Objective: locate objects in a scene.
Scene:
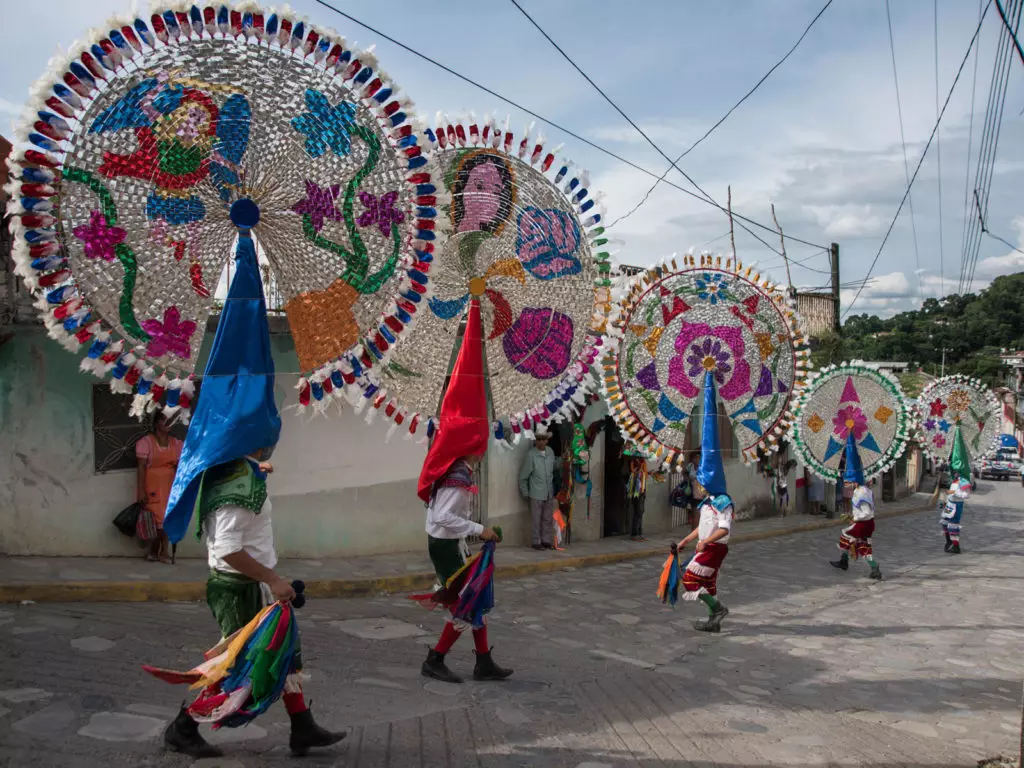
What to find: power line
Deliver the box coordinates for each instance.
[962,0,1019,288]
[995,0,1024,64]
[959,0,985,298]
[934,0,947,297]
[984,229,1024,256]
[844,0,993,318]
[608,0,836,228]
[310,0,830,254]
[884,0,923,304]
[504,0,801,257]
[960,0,1018,291]
[959,0,1019,293]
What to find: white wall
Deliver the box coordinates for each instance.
[1,329,781,557]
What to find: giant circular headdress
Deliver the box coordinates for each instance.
[791,361,912,481]
[916,374,1000,459]
[6,6,434,418]
[353,117,608,440]
[603,254,810,469]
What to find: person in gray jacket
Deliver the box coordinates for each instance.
[520,427,558,550]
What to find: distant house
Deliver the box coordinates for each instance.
[861,361,912,375]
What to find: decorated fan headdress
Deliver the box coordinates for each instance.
[350,116,609,442]
[791,362,912,482]
[915,374,999,460]
[6,5,435,421]
[603,254,811,470]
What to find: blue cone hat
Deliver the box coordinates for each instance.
[163,215,281,543]
[842,432,866,485]
[696,371,727,497]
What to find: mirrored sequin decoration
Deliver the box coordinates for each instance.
[354,118,610,441]
[7,6,434,419]
[791,362,912,482]
[916,375,1000,460]
[603,254,810,469]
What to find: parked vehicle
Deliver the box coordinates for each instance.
[979,449,1020,481]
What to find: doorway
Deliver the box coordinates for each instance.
[603,416,628,536]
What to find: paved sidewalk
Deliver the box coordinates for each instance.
[0,493,936,603]
[0,482,1017,767]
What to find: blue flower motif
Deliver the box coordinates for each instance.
[291,90,358,158]
[694,272,729,305]
[938,419,951,433]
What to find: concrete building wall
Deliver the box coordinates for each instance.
[1,328,781,558]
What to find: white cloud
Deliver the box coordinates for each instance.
[806,204,886,238]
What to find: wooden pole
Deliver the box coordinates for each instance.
[727,186,736,258]
[830,243,841,333]
[771,203,794,292]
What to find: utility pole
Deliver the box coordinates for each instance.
[941,347,947,378]
[830,242,841,333]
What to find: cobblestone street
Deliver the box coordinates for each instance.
[0,480,1021,767]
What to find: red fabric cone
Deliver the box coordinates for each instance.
[417,299,489,502]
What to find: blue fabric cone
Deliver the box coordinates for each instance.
[843,432,865,485]
[697,371,727,496]
[163,234,282,543]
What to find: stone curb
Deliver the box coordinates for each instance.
[0,504,931,604]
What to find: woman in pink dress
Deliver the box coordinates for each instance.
[136,412,183,563]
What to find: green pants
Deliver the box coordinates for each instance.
[428,536,465,585]
[206,569,302,669]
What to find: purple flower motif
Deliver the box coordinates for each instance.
[72,210,127,262]
[684,338,732,385]
[357,190,405,237]
[924,418,937,432]
[141,306,197,360]
[293,179,343,233]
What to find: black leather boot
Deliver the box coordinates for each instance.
[473,648,513,681]
[694,603,729,633]
[949,542,961,554]
[421,648,462,684]
[163,704,223,759]
[869,564,883,580]
[944,533,953,552]
[289,705,346,757]
[830,552,849,571]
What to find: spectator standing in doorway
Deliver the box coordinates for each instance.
[135,412,182,563]
[520,426,557,550]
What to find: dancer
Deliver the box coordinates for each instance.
[830,434,882,580]
[417,298,513,684]
[152,217,344,759]
[937,424,973,555]
[674,372,733,633]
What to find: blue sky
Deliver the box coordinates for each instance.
[2,0,1022,318]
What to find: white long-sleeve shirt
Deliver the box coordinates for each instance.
[425,487,484,539]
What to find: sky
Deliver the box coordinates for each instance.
[2,0,1023,319]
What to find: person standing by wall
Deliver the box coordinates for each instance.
[135,411,182,563]
[520,426,557,551]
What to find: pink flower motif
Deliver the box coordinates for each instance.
[933,433,947,449]
[293,179,343,233]
[72,210,127,262]
[833,405,868,441]
[141,306,197,360]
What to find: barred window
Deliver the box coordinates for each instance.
[92,383,192,473]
